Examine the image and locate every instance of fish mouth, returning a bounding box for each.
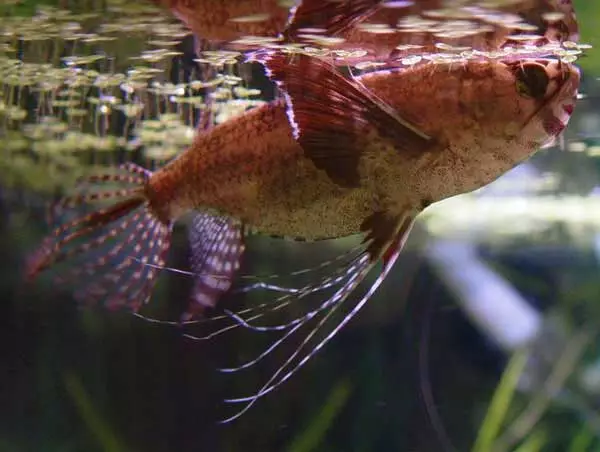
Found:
[506,58,580,143]
[540,60,580,138]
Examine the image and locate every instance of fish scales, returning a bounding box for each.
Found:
[25,0,583,421]
[147,100,372,240]
[145,58,576,241]
[359,62,543,199]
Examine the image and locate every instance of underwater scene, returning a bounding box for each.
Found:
[1,0,600,451]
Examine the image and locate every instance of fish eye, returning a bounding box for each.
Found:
[515,63,550,100]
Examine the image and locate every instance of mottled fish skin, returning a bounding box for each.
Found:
[145,56,579,241]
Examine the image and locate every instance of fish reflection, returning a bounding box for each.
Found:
[26,37,580,420]
[150,0,579,62]
[149,0,291,42]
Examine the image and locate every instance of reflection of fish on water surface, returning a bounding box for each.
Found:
[150,0,579,62]
[25,0,583,422]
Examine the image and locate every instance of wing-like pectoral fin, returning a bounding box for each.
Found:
[252,51,432,187]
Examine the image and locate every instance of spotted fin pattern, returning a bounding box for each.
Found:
[183,212,245,320]
[26,163,172,312]
[173,208,415,422]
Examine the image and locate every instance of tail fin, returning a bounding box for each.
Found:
[25,163,172,312]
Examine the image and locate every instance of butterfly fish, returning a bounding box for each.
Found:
[26,40,581,420]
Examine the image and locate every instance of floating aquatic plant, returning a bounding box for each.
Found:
[0,0,267,193]
[0,0,591,194]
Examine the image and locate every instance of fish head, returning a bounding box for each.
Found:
[410,56,581,200]
[501,58,580,149]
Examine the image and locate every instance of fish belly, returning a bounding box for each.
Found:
[238,157,375,241]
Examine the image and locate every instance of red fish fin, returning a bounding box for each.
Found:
[256,52,432,187]
[182,212,245,321]
[380,215,415,271]
[360,208,415,267]
[215,208,414,422]
[285,0,383,38]
[26,163,172,312]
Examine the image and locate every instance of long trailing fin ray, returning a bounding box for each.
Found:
[361,210,415,266]
[220,213,415,423]
[131,244,365,336]
[136,248,362,340]
[168,245,367,342]
[217,253,371,374]
[183,212,246,321]
[131,243,368,342]
[221,252,369,334]
[26,163,172,313]
[219,254,373,423]
[250,51,432,187]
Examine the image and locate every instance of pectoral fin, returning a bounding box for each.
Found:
[255,51,432,187]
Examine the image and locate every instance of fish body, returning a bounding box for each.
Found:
[147,56,577,241]
[25,11,581,420]
[27,50,579,308]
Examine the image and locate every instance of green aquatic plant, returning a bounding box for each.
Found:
[472,322,599,452]
[0,0,268,193]
[63,372,127,452]
[472,350,529,452]
[287,380,352,452]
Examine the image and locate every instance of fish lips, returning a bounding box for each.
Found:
[544,64,580,137]
[527,62,580,145]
